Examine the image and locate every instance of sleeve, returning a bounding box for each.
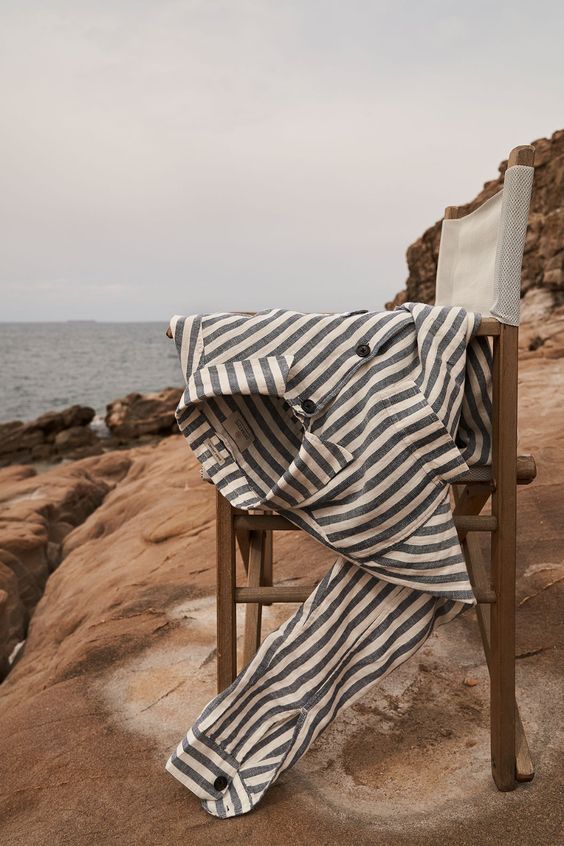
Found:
[165,556,465,818]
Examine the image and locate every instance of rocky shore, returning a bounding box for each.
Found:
[0,387,183,467]
[0,386,186,676]
[0,131,562,845]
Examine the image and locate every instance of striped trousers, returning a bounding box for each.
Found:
[165,555,468,818]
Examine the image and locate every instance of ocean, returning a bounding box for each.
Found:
[0,322,182,424]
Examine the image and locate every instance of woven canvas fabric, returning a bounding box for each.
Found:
[435,164,534,327]
[435,190,503,317]
[164,302,493,817]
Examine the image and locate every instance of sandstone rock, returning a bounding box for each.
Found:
[0,563,27,671]
[0,465,37,487]
[33,404,96,435]
[0,404,97,467]
[0,589,10,679]
[105,386,183,442]
[53,424,103,460]
[0,389,186,469]
[0,451,133,672]
[0,549,43,615]
[54,426,97,450]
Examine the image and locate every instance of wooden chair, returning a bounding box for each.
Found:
[170,144,537,791]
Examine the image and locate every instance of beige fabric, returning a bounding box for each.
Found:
[435,164,534,326]
[435,190,502,317]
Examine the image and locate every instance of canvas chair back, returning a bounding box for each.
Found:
[434,155,534,325]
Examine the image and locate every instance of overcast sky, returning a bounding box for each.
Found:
[1,0,562,322]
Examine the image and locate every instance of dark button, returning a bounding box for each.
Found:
[301,398,317,414]
[214,775,228,791]
[355,342,371,358]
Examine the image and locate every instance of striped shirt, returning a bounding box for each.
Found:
[165,302,493,817]
[170,303,491,602]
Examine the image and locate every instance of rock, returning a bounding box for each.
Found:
[105,386,183,442]
[0,564,27,679]
[520,287,557,323]
[0,404,97,467]
[53,426,96,450]
[0,549,43,615]
[0,465,37,486]
[0,450,133,670]
[53,425,103,460]
[0,589,10,679]
[33,405,96,435]
[386,128,564,310]
[0,132,563,839]
[0,389,186,469]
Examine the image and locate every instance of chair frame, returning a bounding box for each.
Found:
[172,144,538,791]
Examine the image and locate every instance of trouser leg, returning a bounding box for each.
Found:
[165,555,468,818]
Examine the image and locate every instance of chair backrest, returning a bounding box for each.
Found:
[434,146,535,325]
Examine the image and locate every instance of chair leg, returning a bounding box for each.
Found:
[216,491,237,693]
[243,531,265,667]
[461,526,535,782]
[489,325,519,791]
[454,482,535,784]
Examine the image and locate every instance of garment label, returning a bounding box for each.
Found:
[207,436,226,464]
[221,411,255,452]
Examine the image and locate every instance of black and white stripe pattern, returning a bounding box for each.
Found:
[165,303,493,817]
[170,303,491,602]
[166,556,468,817]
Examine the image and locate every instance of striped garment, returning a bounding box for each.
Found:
[164,303,493,817]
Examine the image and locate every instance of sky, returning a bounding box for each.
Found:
[1,0,562,322]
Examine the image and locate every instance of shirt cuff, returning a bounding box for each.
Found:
[165,724,242,802]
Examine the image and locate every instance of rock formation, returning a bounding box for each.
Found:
[0,453,132,675]
[0,387,184,468]
[386,129,563,311]
[0,405,100,467]
[105,386,183,442]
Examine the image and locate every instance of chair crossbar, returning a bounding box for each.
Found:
[235,513,498,533]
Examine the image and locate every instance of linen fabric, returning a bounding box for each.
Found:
[164,303,493,817]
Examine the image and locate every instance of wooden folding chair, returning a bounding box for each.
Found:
[175,144,538,792]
